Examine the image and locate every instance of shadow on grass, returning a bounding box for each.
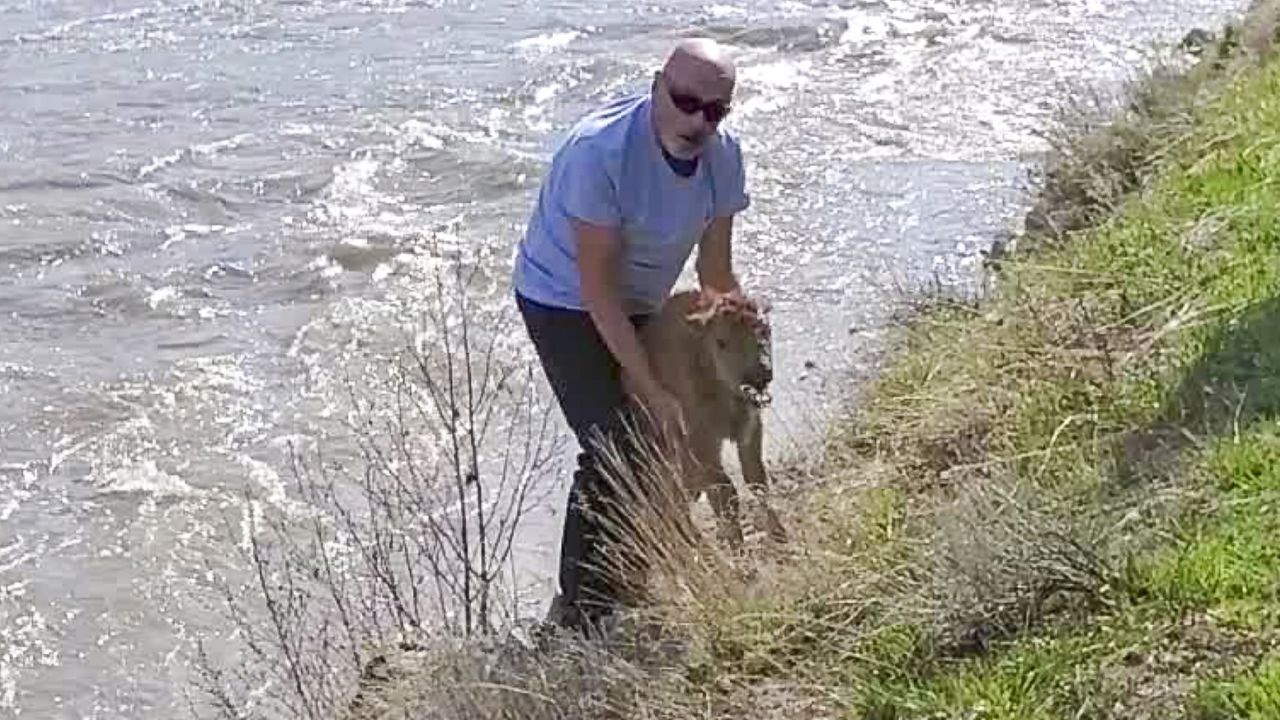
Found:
[1116,295,1280,486]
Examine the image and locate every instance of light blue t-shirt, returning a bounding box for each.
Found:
[512,92,750,313]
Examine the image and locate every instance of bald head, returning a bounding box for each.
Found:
[661,38,737,87]
[651,38,738,160]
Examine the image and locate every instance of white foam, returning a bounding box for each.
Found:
[237,455,286,507]
[742,59,811,88]
[173,354,258,396]
[532,82,563,105]
[146,286,181,309]
[706,4,748,18]
[398,119,446,150]
[13,6,154,44]
[309,254,343,279]
[49,436,91,473]
[138,149,183,179]
[160,223,228,250]
[181,223,228,236]
[0,538,31,575]
[0,495,22,523]
[239,498,265,553]
[734,59,812,117]
[513,30,581,52]
[329,158,381,199]
[837,9,893,45]
[309,158,407,236]
[192,133,254,156]
[97,459,202,498]
[280,122,319,137]
[0,605,59,712]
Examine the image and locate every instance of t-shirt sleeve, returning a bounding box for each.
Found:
[711,132,751,218]
[555,139,622,227]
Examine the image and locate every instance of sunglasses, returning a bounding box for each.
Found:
[665,83,731,123]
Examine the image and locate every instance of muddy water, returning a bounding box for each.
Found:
[0,0,1245,716]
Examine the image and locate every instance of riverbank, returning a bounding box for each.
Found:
[347,2,1280,717]
[651,2,1280,716]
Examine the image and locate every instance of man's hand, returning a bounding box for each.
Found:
[637,384,687,450]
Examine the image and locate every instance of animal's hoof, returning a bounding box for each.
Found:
[544,593,567,625]
[717,523,746,551]
[768,524,789,544]
[762,508,789,544]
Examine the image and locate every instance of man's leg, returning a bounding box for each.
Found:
[515,293,648,631]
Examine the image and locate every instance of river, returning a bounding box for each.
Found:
[0,0,1245,716]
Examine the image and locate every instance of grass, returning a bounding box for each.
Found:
[1192,653,1280,719]
[629,2,1280,717]
[347,2,1280,718]
[1137,429,1280,610]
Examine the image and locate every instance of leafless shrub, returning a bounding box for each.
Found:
[923,470,1121,655]
[189,254,566,720]
[325,412,749,720]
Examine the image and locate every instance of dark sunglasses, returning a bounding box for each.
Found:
[665,84,731,123]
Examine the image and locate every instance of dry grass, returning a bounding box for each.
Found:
[340,632,688,720]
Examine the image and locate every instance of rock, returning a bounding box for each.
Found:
[1180,27,1214,55]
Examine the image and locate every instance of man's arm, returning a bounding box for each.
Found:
[698,131,750,296]
[695,214,740,295]
[574,218,666,401]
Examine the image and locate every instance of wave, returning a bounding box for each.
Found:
[512,30,582,53]
[690,18,848,53]
[137,132,255,179]
[95,458,204,498]
[0,172,131,193]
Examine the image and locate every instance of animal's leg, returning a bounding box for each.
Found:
[738,411,788,544]
[660,443,706,558]
[705,470,744,550]
[691,436,744,550]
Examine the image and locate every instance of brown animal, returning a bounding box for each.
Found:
[626,288,788,549]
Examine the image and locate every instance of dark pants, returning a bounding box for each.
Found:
[515,291,651,630]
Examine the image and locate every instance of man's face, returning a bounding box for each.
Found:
[652,68,734,160]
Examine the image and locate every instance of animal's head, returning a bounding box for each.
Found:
[684,292,773,405]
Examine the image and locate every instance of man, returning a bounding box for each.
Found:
[511,38,750,634]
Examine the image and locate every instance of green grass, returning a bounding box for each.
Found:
[809,31,1280,720]
[645,11,1280,720]
[1137,430,1280,610]
[1191,654,1280,719]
